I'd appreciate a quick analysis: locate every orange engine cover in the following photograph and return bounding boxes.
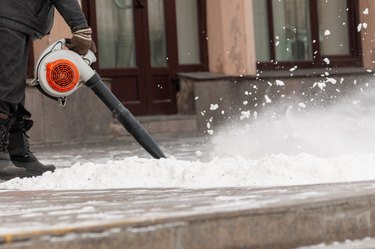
[46,59,80,93]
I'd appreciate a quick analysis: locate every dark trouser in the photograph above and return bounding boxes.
[0,25,30,117]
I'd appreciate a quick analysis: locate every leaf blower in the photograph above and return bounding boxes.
[31,39,166,159]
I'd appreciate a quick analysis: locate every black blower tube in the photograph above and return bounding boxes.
[85,73,166,159]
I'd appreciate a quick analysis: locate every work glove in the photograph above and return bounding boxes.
[66,27,97,55]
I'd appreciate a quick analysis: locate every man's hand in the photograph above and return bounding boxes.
[66,27,97,55]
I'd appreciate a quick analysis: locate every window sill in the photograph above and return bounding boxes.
[177,67,371,82]
[177,72,231,81]
[257,67,370,79]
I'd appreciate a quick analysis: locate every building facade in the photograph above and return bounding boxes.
[28,0,375,144]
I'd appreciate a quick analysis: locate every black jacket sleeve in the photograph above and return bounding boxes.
[50,0,88,31]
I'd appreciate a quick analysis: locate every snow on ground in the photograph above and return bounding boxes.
[2,84,375,191]
[1,153,375,190]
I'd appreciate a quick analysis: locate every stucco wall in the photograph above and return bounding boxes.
[32,10,71,62]
[359,0,375,70]
[206,0,257,76]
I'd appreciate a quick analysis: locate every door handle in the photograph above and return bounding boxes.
[134,0,145,8]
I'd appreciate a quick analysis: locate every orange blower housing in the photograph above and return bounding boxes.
[46,59,80,93]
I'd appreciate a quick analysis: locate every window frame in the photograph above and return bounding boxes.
[257,0,362,71]
[81,0,208,73]
[175,0,209,72]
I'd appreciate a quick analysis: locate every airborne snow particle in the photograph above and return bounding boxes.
[210,104,219,111]
[289,66,297,72]
[318,82,327,90]
[265,95,272,104]
[313,82,326,90]
[357,23,363,32]
[324,30,331,36]
[298,103,306,108]
[323,58,330,65]
[326,78,337,84]
[275,80,285,86]
[240,111,251,120]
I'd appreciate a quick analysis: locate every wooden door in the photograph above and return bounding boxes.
[83,0,178,115]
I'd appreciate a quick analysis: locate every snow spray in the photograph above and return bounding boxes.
[212,80,375,159]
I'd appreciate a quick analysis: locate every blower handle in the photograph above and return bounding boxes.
[85,73,166,159]
[62,38,97,66]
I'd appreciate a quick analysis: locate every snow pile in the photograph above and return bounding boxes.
[1,153,375,190]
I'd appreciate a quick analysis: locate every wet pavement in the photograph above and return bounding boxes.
[34,133,212,168]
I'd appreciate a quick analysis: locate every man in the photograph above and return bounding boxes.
[0,0,96,180]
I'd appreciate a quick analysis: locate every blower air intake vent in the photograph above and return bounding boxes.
[46,59,80,93]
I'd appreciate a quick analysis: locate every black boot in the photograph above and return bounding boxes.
[0,117,30,180]
[8,118,56,175]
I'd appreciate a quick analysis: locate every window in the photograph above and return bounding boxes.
[148,0,168,67]
[175,0,201,65]
[95,0,136,69]
[175,0,208,71]
[253,0,361,70]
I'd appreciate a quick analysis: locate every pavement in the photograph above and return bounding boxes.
[34,133,212,168]
[298,238,375,249]
[1,134,375,248]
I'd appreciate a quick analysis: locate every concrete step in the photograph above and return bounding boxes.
[111,114,198,136]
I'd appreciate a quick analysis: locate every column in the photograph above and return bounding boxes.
[206,0,256,76]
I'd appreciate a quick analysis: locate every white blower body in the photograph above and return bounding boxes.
[32,39,96,104]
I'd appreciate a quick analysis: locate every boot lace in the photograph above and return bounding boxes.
[8,119,33,157]
[21,129,32,155]
[0,124,10,152]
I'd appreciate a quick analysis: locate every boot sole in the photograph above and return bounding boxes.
[0,171,40,181]
[0,174,28,181]
[11,160,55,174]
[0,175,17,181]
